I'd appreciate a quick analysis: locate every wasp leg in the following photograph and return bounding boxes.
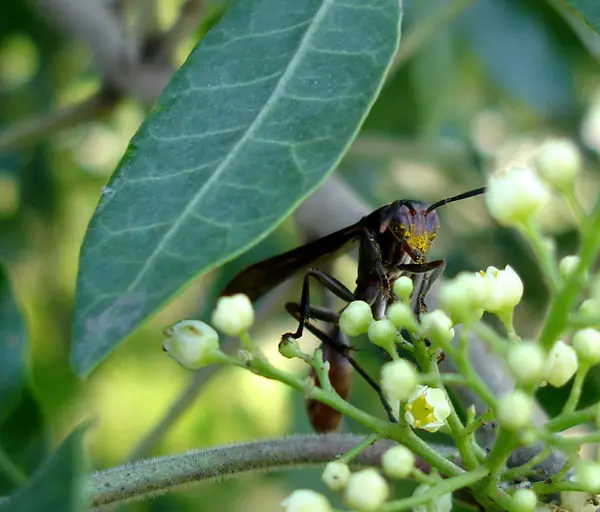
[396,259,445,319]
[283,268,355,341]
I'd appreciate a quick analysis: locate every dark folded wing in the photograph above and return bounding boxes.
[222,223,363,301]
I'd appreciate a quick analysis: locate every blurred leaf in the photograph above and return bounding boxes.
[560,0,600,34]
[0,426,87,512]
[0,265,27,421]
[72,0,402,377]
[463,0,576,118]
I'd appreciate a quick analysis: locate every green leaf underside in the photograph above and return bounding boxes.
[0,266,27,421]
[0,427,87,512]
[561,0,600,34]
[71,0,402,376]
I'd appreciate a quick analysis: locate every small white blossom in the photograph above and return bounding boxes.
[162,320,222,369]
[545,340,578,387]
[339,301,373,337]
[572,329,600,366]
[393,276,414,302]
[497,390,533,431]
[559,255,582,279]
[381,445,415,479]
[439,272,489,325]
[322,461,350,491]
[485,166,551,226]
[412,485,452,512]
[344,469,389,511]
[381,360,418,402]
[506,342,546,386]
[576,462,600,494]
[481,265,524,314]
[535,138,582,190]
[419,310,455,345]
[281,490,331,512]
[211,294,255,335]
[512,488,537,512]
[368,319,398,351]
[386,302,418,331]
[404,386,451,433]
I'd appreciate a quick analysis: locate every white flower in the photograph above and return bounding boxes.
[485,166,551,226]
[506,342,546,386]
[322,461,350,491]
[481,265,524,314]
[339,300,373,337]
[545,340,578,387]
[281,490,331,512]
[404,386,451,433]
[344,469,389,511]
[412,485,452,512]
[381,360,418,403]
[393,276,414,302]
[381,445,415,479]
[438,272,489,325]
[559,255,582,279]
[572,329,600,366]
[576,462,600,494]
[512,488,537,512]
[162,320,222,369]
[535,138,582,190]
[211,294,255,335]
[496,390,533,431]
[386,302,418,331]
[420,310,455,345]
[368,319,398,351]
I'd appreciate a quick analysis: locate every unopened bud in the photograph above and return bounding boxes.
[572,329,600,366]
[386,302,417,331]
[381,445,415,479]
[344,469,389,511]
[559,255,583,279]
[507,342,546,386]
[381,360,418,402]
[576,462,600,494]
[368,319,397,352]
[212,294,255,335]
[545,340,578,387]
[497,390,533,431]
[162,320,222,369]
[322,461,350,491]
[535,138,581,190]
[393,276,413,302]
[282,490,332,512]
[339,301,373,337]
[419,310,454,345]
[512,488,537,512]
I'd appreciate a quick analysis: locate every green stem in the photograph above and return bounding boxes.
[0,444,27,486]
[461,410,494,437]
[558,364,589,416]
[339,434,381,464]
[538,198,600,351]
[546,404,596,432]
[501,446,552,481]
[483,428,515,481]
[532,480,584,495]
[419,373,469,387]
[521,221,560,292]
[569,313,600,329]
[381,467,489,511]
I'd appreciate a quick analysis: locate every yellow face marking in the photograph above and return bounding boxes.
[407,224,432,256]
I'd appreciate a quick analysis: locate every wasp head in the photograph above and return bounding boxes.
[383,201,440,263]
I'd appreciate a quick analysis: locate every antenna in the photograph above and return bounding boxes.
[426,187,486,214]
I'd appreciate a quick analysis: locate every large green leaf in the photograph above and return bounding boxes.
[560,0,600,34]
[0,427,87,512]
[72,0,402,376]
[0,266,27,421]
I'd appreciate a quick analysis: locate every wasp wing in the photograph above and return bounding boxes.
[222,223,364,301]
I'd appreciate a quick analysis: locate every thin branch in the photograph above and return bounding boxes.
[93,435,448,508]
[0,88,119,154]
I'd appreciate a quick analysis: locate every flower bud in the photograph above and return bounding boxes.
[393,276,413,302]
[506,342,546,386]
[512,488,537,512]
[404,386,451,433]
[535,138,581,190]
[576,462,600,494]
[381,359,418,403]
[420,310,454,345]
[481,265,524,315]
[412,485,452,512]
[281,490,332,512]
[439,272,489,325]
[211,294,255,335]
[279,337,305,360]
[344,469,389,511]
[386,302,418,331]
[580,298,600,317]
[545,340,578,387]
[368,319,397,351]
[497,390,533,431]
[485,166,551,226]
[572,329,600,366]
[322,461,350,491]
[381,445,415,479]
[559,255,582,279]
[339,301,373,337]
[162,320,222,369]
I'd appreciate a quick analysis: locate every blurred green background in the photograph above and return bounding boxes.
[1,0,599,510]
